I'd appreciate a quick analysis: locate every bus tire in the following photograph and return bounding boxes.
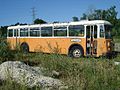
[20,43,29,53]
[69,46,84,58]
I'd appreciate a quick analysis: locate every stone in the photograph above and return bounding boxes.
[52,70,61,78]
[114,62,120,65]
[0,61,67,89]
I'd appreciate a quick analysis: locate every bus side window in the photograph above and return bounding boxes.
[8,29,13,37]
[69,25,84,37]
[20,28,28,37]
[54,26,67,36]
[41,27,52,37]
[30,27,40,37]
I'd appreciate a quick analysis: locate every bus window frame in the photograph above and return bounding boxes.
[14,29,19,37]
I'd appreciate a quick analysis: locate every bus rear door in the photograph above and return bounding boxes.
[14,29,19,47]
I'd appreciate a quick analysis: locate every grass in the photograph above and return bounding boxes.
[1,52,120,90]
[23,53,120,90]
[113,38,120,43]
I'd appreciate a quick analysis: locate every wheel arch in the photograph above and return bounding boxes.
[68,44,84,56]
[20,42,29,52]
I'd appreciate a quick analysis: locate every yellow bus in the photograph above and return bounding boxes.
[7,20,113,58]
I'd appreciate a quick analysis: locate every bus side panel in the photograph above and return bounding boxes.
[8,37,111,57]
[97,38,111,56]
[7,37,86,56]
[7,38,17,50]
[17,38,86,55]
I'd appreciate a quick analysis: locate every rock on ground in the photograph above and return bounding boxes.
[114,62,120,65]
[0,61,66,89]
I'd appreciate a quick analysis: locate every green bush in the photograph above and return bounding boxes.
[0,38,14,61]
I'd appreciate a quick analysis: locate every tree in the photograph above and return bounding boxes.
[80,13,88,20]
[72,17,79,21]
[0,26,8,38]
[14,22,27,26]
[34,18,47,24]
[80,6,118,22]
[80,5,96,20]
[80,6,120,38]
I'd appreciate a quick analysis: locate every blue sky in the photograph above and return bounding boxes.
[0,0,120,26]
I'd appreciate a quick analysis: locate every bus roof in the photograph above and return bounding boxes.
[8,20,111,29]
[69,20,111,25]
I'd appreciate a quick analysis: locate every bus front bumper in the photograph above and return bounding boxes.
[105,51,118,59]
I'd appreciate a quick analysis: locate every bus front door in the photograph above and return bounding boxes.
[86,25,97,56]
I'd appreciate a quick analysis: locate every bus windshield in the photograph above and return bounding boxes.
[105,25,112,39]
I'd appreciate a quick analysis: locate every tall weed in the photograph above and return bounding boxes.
[0,38,14,61]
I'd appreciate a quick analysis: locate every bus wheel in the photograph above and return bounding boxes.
[20,43,29,53]
[69,46,83,58]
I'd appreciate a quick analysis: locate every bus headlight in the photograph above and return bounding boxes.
[108,42,110,47]
[107,42,111,51]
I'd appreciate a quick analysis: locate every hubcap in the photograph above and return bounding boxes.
[73,49,81,58]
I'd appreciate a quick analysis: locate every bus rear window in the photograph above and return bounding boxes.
[8,29,13,37]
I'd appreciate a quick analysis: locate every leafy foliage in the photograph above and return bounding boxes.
[72,16,79,21]
[80,6,118,21]
[14,22,27,26]
[34,18,47,24]
[0,26,8,38]
[0,38,14,61]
